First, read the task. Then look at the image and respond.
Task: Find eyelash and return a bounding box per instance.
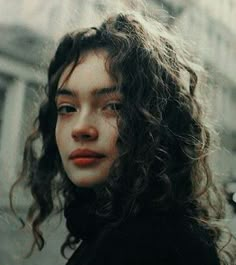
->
[57,104,76,115]
[56,102,122,116]
[103,102,122,112]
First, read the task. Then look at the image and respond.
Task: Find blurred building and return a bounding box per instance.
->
[0,0,235,264]
[156,0,236,224]
[167,0,236,203]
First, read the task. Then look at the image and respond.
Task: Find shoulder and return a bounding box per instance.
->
[97,213,220,265]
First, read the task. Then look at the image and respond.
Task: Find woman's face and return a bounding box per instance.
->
[55,49,122,187]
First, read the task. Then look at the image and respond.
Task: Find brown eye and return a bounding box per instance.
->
[104,102,122,112]
[57,105,76,115]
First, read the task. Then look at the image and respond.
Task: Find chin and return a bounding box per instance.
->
[70,175,106,188]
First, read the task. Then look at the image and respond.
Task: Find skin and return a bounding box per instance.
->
[55,49,122,187]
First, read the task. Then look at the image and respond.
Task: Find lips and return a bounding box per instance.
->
[69,149,105,166]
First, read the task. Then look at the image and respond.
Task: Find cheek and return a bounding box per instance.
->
[105,121,119,150]
[55,120,61,146]
[55,120,69,151]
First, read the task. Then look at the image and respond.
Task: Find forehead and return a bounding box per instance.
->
[58,49,115,90]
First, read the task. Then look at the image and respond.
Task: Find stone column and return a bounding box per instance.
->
[0,78,26,207]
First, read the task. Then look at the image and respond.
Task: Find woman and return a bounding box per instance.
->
[10,11,236,265]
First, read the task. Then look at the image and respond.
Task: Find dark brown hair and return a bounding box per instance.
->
[10,11,236,264]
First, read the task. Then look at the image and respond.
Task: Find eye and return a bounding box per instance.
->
[104,102,122,112]
[57,104,77,115]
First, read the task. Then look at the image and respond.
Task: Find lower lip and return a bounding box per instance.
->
[71,157,104,166]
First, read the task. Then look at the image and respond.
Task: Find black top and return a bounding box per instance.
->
[64,189,220,265]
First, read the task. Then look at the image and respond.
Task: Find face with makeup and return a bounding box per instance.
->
[55,49,122,187]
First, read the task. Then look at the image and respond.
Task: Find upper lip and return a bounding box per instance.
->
[69,149,105,159]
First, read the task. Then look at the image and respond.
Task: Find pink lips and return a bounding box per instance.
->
[69,149,105,166]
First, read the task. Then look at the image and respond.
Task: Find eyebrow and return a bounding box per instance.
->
[55,86,120,99]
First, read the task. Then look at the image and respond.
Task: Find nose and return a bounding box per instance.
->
[71,115,98,142]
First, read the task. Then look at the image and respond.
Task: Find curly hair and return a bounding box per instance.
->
[10,11,236,264]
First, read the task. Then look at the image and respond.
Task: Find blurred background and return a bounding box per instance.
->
[0,0,235,264]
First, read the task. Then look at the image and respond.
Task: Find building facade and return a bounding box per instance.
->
[0,1,235,264]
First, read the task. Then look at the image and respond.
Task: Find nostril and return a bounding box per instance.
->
[72,132,91,140]
[71,127,98,141]
[81,134,92,139]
